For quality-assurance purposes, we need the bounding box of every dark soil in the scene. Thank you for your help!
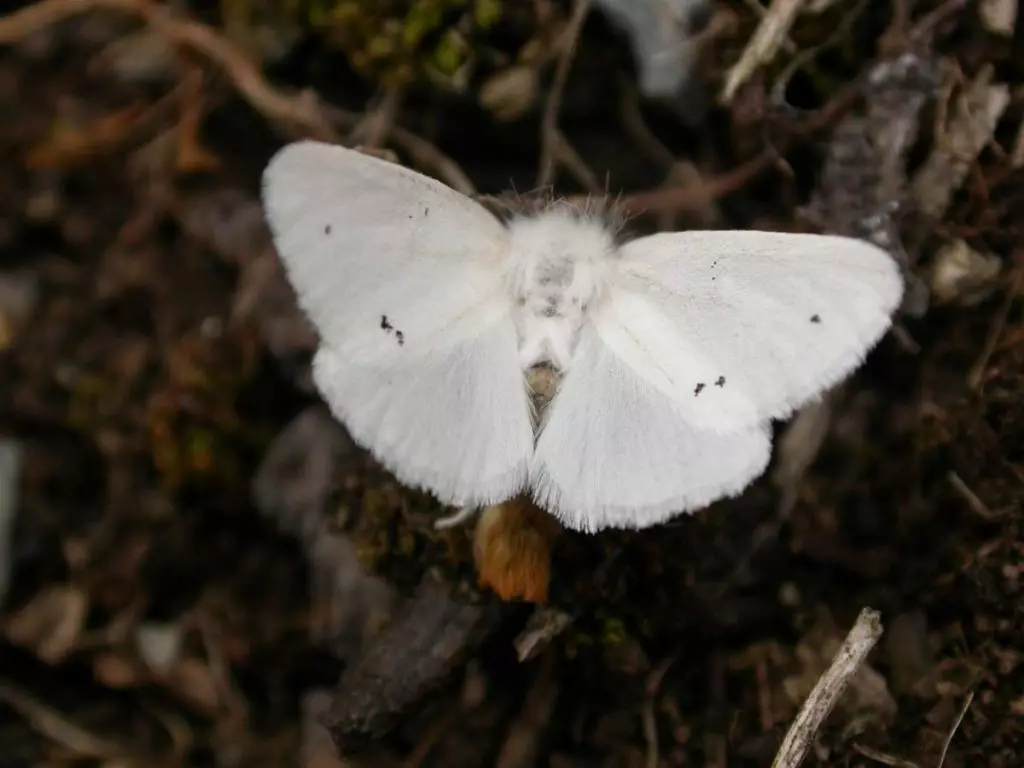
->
[0,1,1022,767]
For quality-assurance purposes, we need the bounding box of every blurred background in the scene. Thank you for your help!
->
[0,0,1022,766]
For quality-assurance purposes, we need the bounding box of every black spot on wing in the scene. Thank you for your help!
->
[715,376,725,387]
[810,314,821,323]
[324,224,332,235]
[694,382,705,396]
[380,315,405,346]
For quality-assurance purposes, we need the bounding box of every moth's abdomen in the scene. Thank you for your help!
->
[505,208,616,371]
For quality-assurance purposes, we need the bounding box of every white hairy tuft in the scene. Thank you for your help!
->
[505,206,617,371]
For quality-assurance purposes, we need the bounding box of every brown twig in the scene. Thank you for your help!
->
[350,85,404,149]
[612,151,774,216]
[494,652,560,768]
[321,103,479,195]
[0,681,128,759]
[947,471,1000,520]
[852,743,921,767]
[910,0,969,43]
[552,131,602,194]
[536,0,591,189]
[617,74,676,169]
[642,655,676,768]
[610,71,862,216]
[968,260,1023,390]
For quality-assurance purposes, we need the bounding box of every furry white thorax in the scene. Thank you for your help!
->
[505,208,616,371]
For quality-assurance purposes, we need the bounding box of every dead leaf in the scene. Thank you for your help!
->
[136,621,184,674]
[163,658,224,715]
[479,66,539,121]
[515,607,573,662]
[26,105,147,169]
[5,584,89,664]
[980,0,1017,36]
[92,651,147,688]
[912,65,1011,219]
[930,239,1003,307]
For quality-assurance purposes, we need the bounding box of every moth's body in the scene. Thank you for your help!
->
[505,210,615,371]
[262,141,904,533]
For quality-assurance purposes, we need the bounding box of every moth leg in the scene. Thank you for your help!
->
[434,505,480,530]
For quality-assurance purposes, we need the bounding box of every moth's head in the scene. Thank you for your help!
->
[506,205,617,370]
[505,203,618,265]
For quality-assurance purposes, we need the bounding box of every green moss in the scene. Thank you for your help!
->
[256,0,509,88]
[473,0,500,28]
[431,29,467,76]
[337,476,477,594]
[599,615,627,646]
[140,332,260,492]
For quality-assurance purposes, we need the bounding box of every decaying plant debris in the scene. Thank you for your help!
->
[0,0,1022,766]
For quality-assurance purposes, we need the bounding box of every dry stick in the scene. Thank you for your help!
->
[771,608,885,768]
[911,0,969,43]
[0,681,128,760]
[851,688,974,768]
[350,85,404,149]
[721,0,810,105]
[967,260,1023,390]
[947,471,998,520]
[936,691,973,768]
[536,0,591,189]
[642,655,677,768]
[769,0,869,106]
[852,742,921,767]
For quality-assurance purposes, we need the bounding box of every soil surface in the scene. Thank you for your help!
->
[0,1,1022,767]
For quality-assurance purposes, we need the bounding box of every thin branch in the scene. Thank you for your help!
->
[319,103,477,195]
[968,260,1023,390]
[721,0,810,104]
[350,85,404,149]
[771,608,885,768]
[607,72,863,215]
[0,681,128,759]
[642,656,676,768]
[537,0,591,189]
[937,691,973,768]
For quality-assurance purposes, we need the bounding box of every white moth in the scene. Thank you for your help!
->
[261,141,904,534]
